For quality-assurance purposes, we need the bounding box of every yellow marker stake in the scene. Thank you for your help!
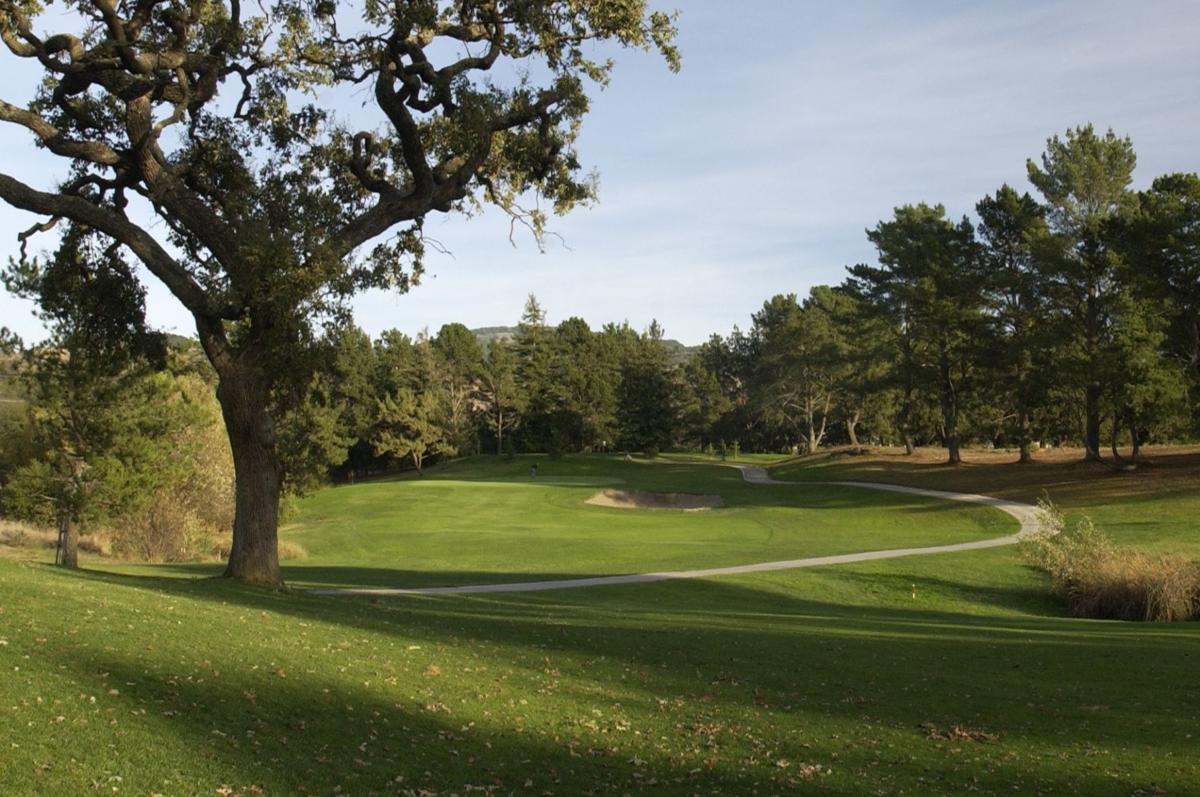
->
[911,583,916,599]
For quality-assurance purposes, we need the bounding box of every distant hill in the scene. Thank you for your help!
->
[470,326,697,366]
[470,326,518,348]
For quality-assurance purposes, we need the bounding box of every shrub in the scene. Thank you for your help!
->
[0,519,110,557]
[1022,499,1200,621]
[0,519,53,549]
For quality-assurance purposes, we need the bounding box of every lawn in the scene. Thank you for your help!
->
[271,456,1012,590]
[770,445,1200,556]
[1,452,1197,796]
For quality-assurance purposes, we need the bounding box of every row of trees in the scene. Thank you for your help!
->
[307,126,1198,472]
[695,126,1199,464]
[302,125,1197,471]
[292,295,692,480]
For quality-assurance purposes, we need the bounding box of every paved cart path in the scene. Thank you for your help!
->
[310,465,1041,597]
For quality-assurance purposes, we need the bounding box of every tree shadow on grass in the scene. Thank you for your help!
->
[35,562,1200,795]
[60,565,1200,741]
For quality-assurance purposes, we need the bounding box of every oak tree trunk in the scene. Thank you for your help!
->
[217,367,283,586]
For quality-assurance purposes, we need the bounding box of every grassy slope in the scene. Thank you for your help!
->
[1,452,1197,795]
[771,445,1200,556]
[266,456,1011,590]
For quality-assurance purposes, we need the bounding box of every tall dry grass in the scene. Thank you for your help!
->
[1022,499,1200,621]
[0,518,110,556]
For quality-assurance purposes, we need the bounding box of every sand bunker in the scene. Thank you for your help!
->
[586,489,724,512]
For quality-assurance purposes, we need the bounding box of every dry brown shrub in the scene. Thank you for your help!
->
[0,519,110,557]
[110,497,210,562]
[277,540,308,561]
[201,533,305,562]
[1023,500,1200,622]
[0,519,55,548]
[105,373,236,563]
[1069,551,1200,622]
[77,532,111,556]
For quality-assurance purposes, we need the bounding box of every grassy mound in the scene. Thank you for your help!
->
[268,455,1013,590]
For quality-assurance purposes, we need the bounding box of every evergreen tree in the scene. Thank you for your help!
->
[372,387,447,474]
[1026,125,1137,460]
[479,339,524,455]
[1,226,186,567]
[514,294,555,451]
[848,204,984,463]
[432,323,485,456]
[1121,173,1200,434]
[616,321,677,454]
[976,185,1054,463]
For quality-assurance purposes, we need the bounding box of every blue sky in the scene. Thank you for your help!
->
[2,1,1199,344]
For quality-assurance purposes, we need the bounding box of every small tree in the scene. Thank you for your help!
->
[373,387,447,474]
[2,225,184,566]
[478,338,523,455]
[432,323,485,455]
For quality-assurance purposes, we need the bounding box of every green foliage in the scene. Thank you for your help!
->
[616,321,678,453]
[1,225,165,369]
[847,203,984,460]
[2,357,195,529]
[975,184,1055,455]
[372,387,447,473]
[276,375,354,495]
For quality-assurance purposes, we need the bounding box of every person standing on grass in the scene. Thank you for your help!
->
[530,463,538,479]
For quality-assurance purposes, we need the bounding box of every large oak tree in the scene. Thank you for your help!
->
[0,0,678,584]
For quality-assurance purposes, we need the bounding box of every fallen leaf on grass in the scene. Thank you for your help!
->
[920,722,997,743]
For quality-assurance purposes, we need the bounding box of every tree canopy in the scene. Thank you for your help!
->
[0,0,679,584]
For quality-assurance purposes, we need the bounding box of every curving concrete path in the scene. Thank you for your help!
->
[310,464,1041,597]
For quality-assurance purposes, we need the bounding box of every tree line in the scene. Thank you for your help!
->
[294,125,1199,472]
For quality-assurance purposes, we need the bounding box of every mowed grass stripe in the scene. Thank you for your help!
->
[276,456,1015,589]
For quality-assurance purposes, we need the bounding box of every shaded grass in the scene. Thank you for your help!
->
[2,553,1197,796]
[4,451,1198,795]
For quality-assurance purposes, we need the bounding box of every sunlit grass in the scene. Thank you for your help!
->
[2,451,1197,795]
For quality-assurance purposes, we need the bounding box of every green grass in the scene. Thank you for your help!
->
[1,452,1197,795]
[770,445,1200,556]
[270,456,1012,590]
